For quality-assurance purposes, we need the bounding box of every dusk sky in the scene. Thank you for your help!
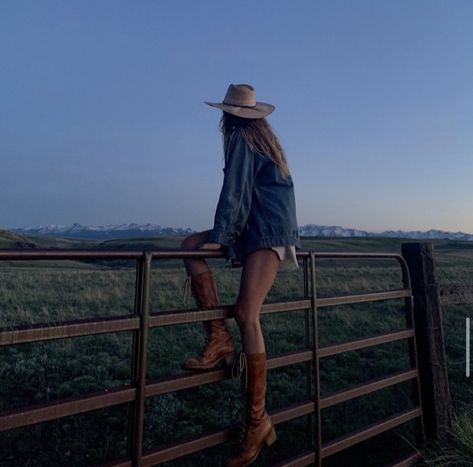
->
[1,1,472,233]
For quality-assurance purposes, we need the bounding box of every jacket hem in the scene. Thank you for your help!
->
[207,229,234,247]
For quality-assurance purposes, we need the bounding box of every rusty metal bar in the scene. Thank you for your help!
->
[145,349,313,397]
[272,448,422,467]
[317,289,411,308]
[310,252,322,467]
[397,249,427,448]
[100,459,133,467]
[320,406,422,458]
[149,299,311,326]
[0,250,143,260]
[100,460,133,467]
[386,451,424,466]
[312,252,405,259]
[0,385,136,432]
[148,250,225,259]
[0,316,139,346]
[150,306,234,325]
[0,292,410,347]
[269,400,315,425]
[268,349,314,369]
[157,249,411,260]
[405,294,427,447]
[272,450,316,467]
[320,368,418,409]
[148,290,409,328]
[302,256,314,448]
[0,351,313,432]
[141,426,233,466]
[140,400,315,465]
[318,328,415,358]
[130,252,152,465]
[0,248,408,260]
[145,368,229,398]
[127,256,145,460]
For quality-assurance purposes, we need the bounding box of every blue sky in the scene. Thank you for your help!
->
[1,1,472,233]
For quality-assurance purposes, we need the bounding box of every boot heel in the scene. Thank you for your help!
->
[265,427,277,446]
[222,351,236,367]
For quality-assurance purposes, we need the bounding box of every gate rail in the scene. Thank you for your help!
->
[0,249,427,466]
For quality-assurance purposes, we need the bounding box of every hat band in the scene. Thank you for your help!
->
[222,100,257,109]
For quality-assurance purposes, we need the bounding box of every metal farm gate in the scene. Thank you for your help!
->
[0,248,428,466]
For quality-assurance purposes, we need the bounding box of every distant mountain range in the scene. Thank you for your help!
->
[298,225,473,241]
[8,222,473,241]
[8,223,194,240]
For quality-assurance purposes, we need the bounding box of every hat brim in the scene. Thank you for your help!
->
[204,101,275,119]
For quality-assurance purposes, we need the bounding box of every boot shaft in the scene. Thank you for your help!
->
[190,270,219,309]
[227,352,274,467]
[242,352,267,423]
[182,269,235,371]
[189,270,228,336]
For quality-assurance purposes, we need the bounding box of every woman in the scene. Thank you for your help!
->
[181,83,301,467]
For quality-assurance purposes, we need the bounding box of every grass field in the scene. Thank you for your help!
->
[0,234,472,466]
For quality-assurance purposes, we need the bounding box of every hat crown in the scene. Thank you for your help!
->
[223,84,256,107]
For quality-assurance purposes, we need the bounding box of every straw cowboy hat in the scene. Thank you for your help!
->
[205,84,275,119]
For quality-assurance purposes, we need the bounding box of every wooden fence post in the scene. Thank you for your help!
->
[401,242,453,441]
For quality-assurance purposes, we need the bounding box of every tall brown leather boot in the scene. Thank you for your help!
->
[227,352,277,467]
[182,270,236,371]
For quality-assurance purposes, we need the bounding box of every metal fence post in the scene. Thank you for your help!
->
[401,242,453,441]
[310,253,322,467]
[400,256,427,447]
[127,255,144,456]
[303,257,314,448]
[129,251,152,465]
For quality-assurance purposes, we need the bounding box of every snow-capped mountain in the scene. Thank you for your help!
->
[298,225,369,237]
[298,224,473,241]
[10,223,195,240]
[8,223,473,241]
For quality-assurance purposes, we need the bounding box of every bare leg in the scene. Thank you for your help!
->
[233,249,280,354]
[226,248,280,467]
[181,229,212,276]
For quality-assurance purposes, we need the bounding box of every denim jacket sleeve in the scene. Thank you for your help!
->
[207,130,256,246]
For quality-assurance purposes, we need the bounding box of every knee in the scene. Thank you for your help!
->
[181,231,212,273]
[181,233,202,250]
[233,300,260,329]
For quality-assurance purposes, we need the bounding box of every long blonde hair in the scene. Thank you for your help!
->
[219,111,290,178]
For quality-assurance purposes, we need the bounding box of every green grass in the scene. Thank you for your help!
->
[419,387,473,466]
[0,234,471,466]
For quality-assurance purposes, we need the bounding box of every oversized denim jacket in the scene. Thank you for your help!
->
[207,128,301,267]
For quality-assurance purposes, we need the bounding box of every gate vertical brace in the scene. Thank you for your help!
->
[310,253,322,466]
[303,256,314,448]
[399,254,427,448]
[127,255,145,457]
[405,292,427,447]
[129,252,152,466]
[401,242,452,442]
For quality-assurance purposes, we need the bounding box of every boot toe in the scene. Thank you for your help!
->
[182,357,202,370]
